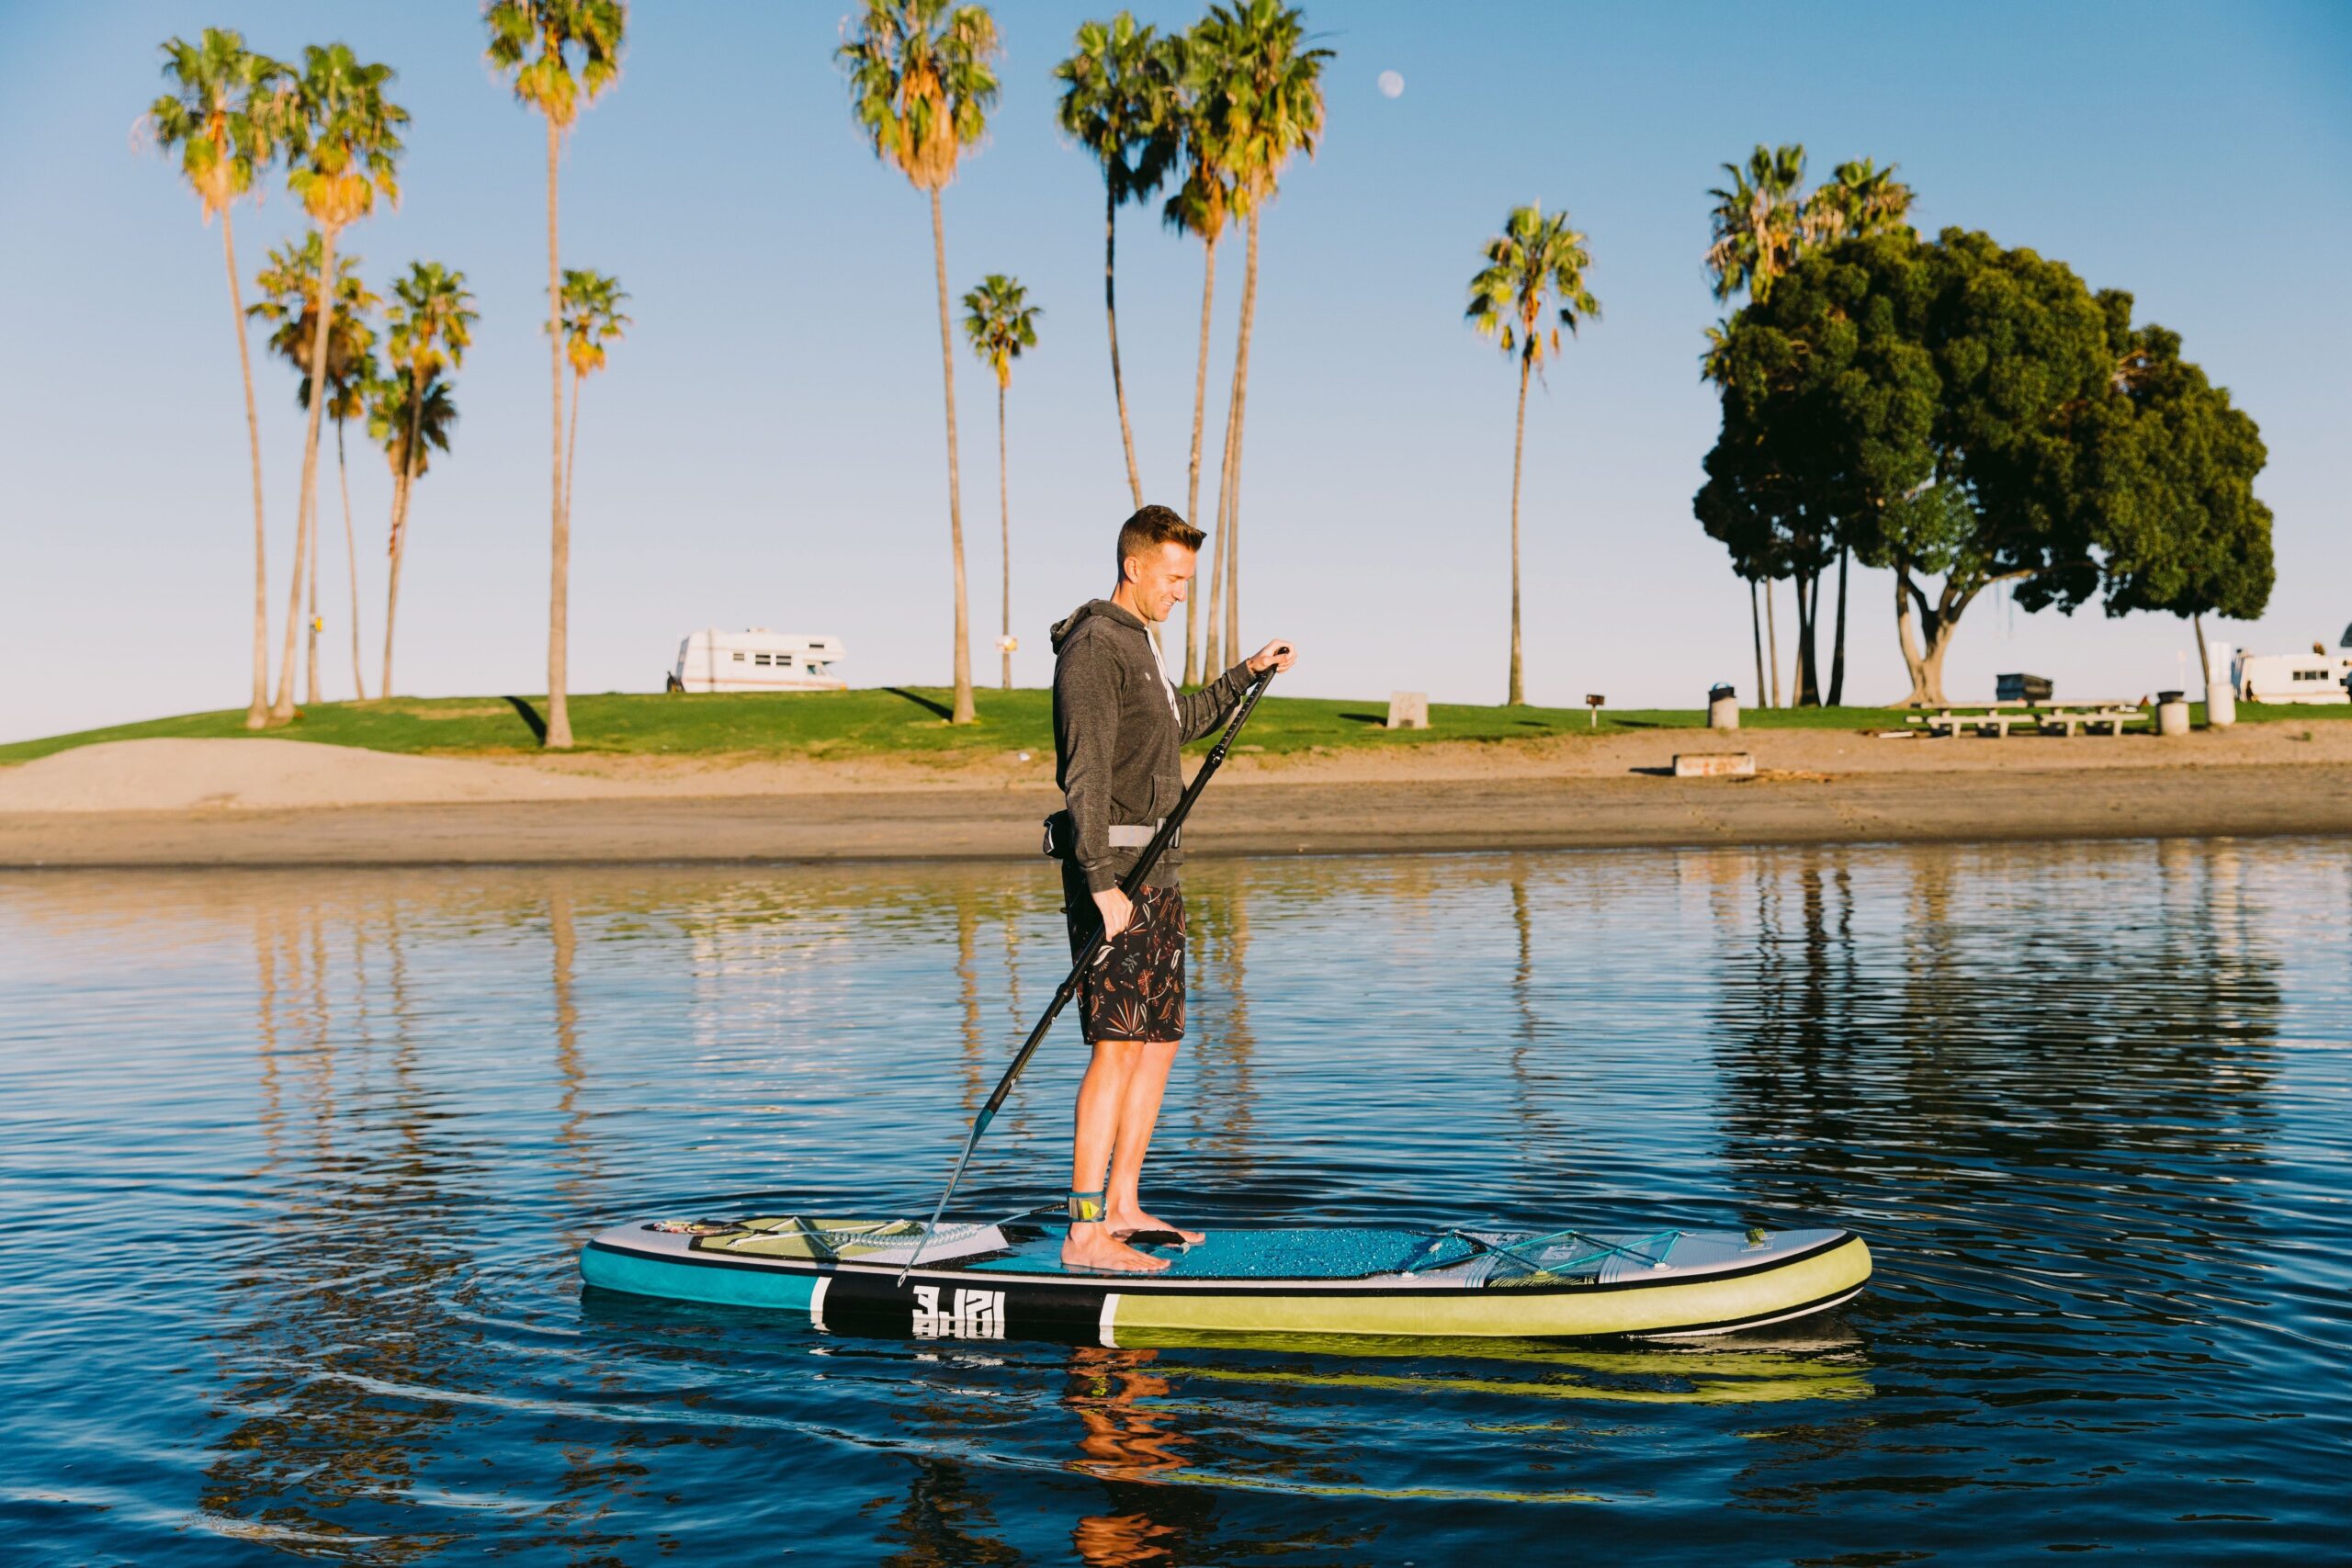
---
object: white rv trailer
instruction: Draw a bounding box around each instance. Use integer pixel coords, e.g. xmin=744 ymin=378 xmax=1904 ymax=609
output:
xmin=672 ymin=629 xmax=847 ymax=693
xmin=2235 ymin=626 xmax=2352 ymax=705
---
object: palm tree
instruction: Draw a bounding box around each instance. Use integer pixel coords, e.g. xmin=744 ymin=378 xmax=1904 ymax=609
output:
xmin=485 ymin=0 xmax=626 ymax=750
xmin=1704 ymin=142 xmax=1804 ymax=707
xmin=1467 ymin=204 xmax=1599 ymax=706
xmin=556 ymin=268 xmax=629 ymax=559
xmin=1194 ymin=0 xmax=1328 ymax=670
xmin=146 ymin=28 xmax=291 ymax=729
xmin=368 ymin=367 xmax=458 ymax=695
xmin=249 ymin=234 xmax=379 ymax=701
xmin=961 ymin=274 xmax=1042 ymax=691
xmin=1704 ymin=143 xmax=1807 ymax=308
xmin=377 ymin=263 xmax=478 ymax=696
xmin=274 ymin=43 xmax=404 ymax=724
xmin=839 ymin=0 xmax=1001 ymax=727
xmin=1159 ymin=26 xmax=1234 ymax=682
xmin=1054 ymin=13 xmax=1176 ymax=510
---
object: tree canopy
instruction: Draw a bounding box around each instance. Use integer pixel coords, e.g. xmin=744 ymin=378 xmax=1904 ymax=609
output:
xmin=1697 ymin=226 xmax=2271 ymax=705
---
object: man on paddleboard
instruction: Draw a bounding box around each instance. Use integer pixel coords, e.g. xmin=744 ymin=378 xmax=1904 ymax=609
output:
xmin=1049 ymin=504 xmax=1295 ymax=1273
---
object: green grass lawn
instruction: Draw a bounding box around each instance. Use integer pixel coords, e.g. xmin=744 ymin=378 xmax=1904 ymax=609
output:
xmin=3 ymin=690 xmax=2340 ymax=767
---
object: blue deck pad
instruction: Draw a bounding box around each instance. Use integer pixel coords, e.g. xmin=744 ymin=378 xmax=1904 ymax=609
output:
xmin=964 ymin=1227 xmax=1482 ymax=1280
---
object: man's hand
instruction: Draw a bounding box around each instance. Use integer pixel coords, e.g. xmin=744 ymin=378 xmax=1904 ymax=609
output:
xmin=1246 ymin=639 xmax=1297 ymax=676
xmin=1093 ymin=886 xmax=1135 ymax=942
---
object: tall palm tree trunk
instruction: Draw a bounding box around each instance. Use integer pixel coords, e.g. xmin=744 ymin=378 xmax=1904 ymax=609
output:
xmin=1182 ymin=236 xmax=1217 ymax=685
xmin=998 ymin=379 xmax=1012 ymax=692
xmin=930 ymin=186 xmax=976 ymax=725
xmin=223 ymin=210 xmax=271 ymax=729
xmin=337 ymin=421 xmax=366 ymax=701
xmin=543 ymin=118 xmax=574 ymax=749
xmin=1222 ymin=214 xmax=1261 ymax=665
xmin=1103 ymin=186 xmax=1142 ymax=509
xmin=1508 ymin=356 xmax=1530 ymax=705
xmin=1765 ymin=580 xmax=1782 ymax=708
xmin=1750 ymin=577 xmax=1767 ymax=710
xmin=1827 ymin=545 xmax=1849 ymax=706
xmin=383 ymin=370 xmax=424 ymax=697
xmin=305 ymin=465 xmax=322 ymax=705
xmin=273 ymin=225 xmax=338 ymax=723
xmin=381 ymin=468 xmax=412 ymax=697
xmin=1204 ymin=323 xmax=1241 ymax=675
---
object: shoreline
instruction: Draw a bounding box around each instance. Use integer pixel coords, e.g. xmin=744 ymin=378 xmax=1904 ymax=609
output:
xmin=5 ymin=759 xmax=2348 ymax=868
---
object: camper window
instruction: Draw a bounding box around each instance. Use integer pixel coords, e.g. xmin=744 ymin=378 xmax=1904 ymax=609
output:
xmin=754 ymin=653 xmax=772 ymax=666
xmin=732 ymin=651 xmax=745 ymax=661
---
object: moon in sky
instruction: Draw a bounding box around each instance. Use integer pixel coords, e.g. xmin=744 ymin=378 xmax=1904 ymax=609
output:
xmin=1377 ymin=70 xmax=1404 ymax=98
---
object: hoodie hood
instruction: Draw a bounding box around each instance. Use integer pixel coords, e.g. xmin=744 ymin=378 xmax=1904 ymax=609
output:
xmin=1049 ymin=597 xmax=1146 ymax=653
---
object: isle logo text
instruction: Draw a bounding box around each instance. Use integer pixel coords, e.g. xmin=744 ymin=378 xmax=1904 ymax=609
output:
xmin=910 ymin=1284 xmax=1005 ymax=1339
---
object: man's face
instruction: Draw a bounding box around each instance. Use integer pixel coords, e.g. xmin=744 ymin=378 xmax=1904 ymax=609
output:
xmin=1124 ymin=542 xmax=1196 ymax=625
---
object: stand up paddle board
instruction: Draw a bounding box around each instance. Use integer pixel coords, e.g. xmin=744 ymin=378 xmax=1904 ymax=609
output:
xmin=580 ymin=1216 xmax=1870 ymax=1342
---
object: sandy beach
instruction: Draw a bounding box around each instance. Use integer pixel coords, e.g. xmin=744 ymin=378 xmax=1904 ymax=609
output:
xmin=2 ymin=727 xmax=2347 ymax=866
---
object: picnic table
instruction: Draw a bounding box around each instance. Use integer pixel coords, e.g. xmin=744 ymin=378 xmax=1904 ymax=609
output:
xmin=1905 ymin=701 xmax=2150 ymax=739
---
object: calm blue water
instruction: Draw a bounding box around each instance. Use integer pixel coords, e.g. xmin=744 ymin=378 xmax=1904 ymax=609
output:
xmin=1 ymin=841 xmax=2347 ymax=1564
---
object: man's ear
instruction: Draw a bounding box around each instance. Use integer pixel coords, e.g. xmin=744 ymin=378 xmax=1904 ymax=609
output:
xmin=1121 ymin=554 xmax=1140 ymax=586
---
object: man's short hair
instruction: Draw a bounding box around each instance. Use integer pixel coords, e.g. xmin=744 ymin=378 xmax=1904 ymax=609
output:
xmin=1116 ymin=504 xmax=1204 ymax=579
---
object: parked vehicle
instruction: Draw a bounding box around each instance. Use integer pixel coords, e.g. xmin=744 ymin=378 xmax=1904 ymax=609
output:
xmin=2236 ymin=632 xmax=2352 ymax=705
xmin=670 ymin=629 xmax=847 ymax=693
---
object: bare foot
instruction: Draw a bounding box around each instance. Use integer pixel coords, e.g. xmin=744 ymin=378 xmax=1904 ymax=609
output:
xmin=1061 ymin=1225 xmax=1170 ymax=1273
xmin=1108 ymin=1210 xmax=1204 ymax=1246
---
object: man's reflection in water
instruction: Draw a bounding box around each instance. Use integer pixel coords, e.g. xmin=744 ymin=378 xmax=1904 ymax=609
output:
xmin=1063 ymin=1347 xmax=1198 ymax=1566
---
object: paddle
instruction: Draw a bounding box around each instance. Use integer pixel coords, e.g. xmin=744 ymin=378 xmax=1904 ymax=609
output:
xmin=899 ymin=660 xmax=1281 ymax=1279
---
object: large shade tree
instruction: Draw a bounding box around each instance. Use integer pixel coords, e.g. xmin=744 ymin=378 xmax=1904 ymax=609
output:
xmin=1465 ymin=204 xmax=1600 ymax=706
xmin=485 ymin=0 xmax=626 ymax=750
xmin=961 ymin=274 xmax=1042 ymax=692
xmin=274 ymin=42 xmax=405 ymax=725
xmin=839 ymin=0 xmax=1001 ymax=726
xmin=146 ymin=29 xmax=291 ymax=728
xmin=376 ymin=262 xmax=477 ymax=697
xmin=1194 ymin=0 xmax=1328 ymax=670
xmin=1054 ymin=13 xmax=1176 ymax=511
xmin=1699 ymin=227 xmax=2269 ymax=706
xmin=250 ymin=233 xmax=379 ymax=702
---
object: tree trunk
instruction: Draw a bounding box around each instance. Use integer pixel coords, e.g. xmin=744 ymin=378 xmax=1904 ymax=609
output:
xmin=1827 ymin=545 xmax=1849 ymax=706
xmin=380 ymin=462 xmax=411 ymax=698
xmin=1508 ymin=355 xmax=1530 ymax=705
xmin=1223 ymin=214 xmax=1261 ymax=665
xmin=1182 ymin=234 xmax=1217 ymax=685
xmin=1764 ymin=578 xmax=1781 ymax=709
xmin=930 ymin=186 xmax=976 ymax=725
xmin=223 ymin=210 xmax=271 ymax=729
xmin=1103 ymin=184 xmax=1142 ymax=509
xmin=305 ymin=455 xmax=322 ymax=706
xmin=2193 ymin=611 xmax=2211 ymax=704
xmin=337 ymin=419 xmax=366 ymax=701
xmin=998 ymin=378 xmax=1012 ymax=692
xmin=273 ymin=223 xmax=337 ymax=723
xmin=1794 ymin=567 xmax=1820 ymax=707
xmin=543 ymin=118 xmax=574 ymax=749
xmin=383 ymin=367 xmax=424 ymax=698
xmin=1894 ymin=565 xmax=1951 ymax=706
xmin=1749 ymin=577 xmax=1767 ymax=710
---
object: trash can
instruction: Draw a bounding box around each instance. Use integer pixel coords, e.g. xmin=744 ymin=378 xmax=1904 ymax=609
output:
xmin=2156 ymin=690 xmax=2189 ymax=737
xmin=1708 ymin=683 xmax=1739 ymax=731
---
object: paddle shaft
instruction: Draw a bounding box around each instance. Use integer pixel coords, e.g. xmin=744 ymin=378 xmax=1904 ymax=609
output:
xmin=902 ymin=665 xmax=1279 ymax=1275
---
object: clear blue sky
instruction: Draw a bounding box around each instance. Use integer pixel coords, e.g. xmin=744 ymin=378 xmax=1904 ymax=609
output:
xmin=3 ymin=0 xmax=2347 ymax=741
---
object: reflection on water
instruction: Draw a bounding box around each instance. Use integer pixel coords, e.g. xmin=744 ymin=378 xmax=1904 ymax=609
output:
xmin=2 ymin=841 xmax=2348 ymax=1563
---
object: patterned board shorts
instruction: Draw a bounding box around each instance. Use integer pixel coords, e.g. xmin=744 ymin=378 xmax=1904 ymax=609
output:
xmin=1060 ymin=876 xmax=1187 ymax=1044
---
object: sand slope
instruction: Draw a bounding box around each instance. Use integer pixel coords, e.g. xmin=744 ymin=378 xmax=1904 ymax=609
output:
xmin=0 ymin=739 xmax=613 ymax=812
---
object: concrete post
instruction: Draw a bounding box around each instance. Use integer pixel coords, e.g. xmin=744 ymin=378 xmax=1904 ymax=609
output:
xmin=2205 ymin=640 xmax=2235 ymax=728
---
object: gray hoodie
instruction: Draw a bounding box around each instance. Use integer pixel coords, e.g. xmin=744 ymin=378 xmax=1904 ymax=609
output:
xmin=1050 ymin=598 xmax=1254 ymax=893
